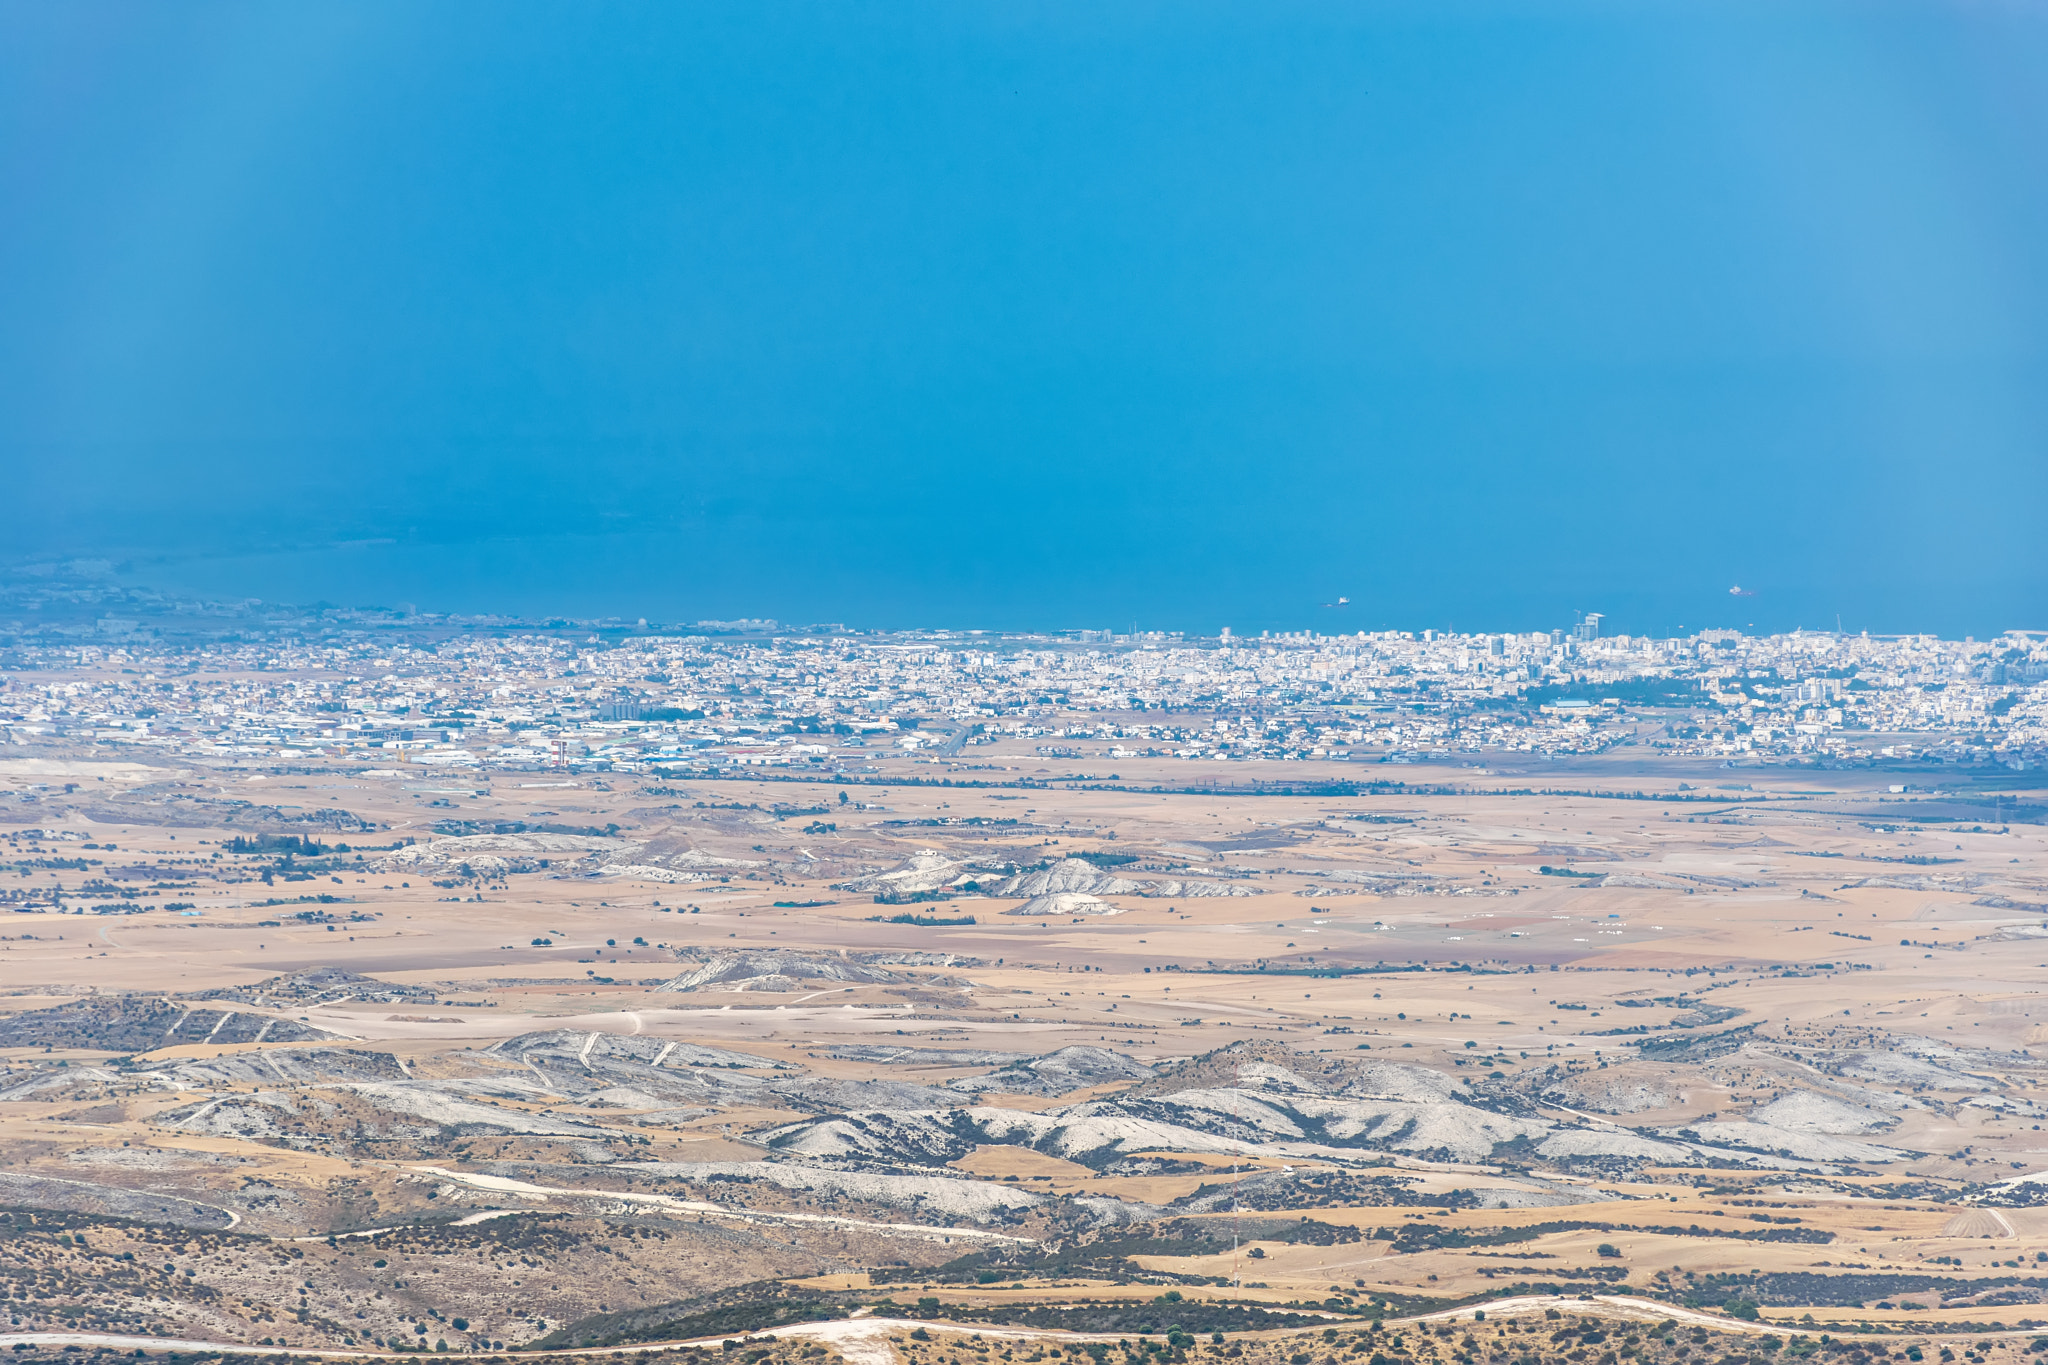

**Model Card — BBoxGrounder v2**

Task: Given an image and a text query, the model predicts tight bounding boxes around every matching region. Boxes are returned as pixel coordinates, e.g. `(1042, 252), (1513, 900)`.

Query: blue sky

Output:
(5, 1), (2045, 636)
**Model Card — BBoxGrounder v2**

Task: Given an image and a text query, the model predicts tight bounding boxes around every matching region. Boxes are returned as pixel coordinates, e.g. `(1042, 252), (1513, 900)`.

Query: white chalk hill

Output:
(653, 949), (909, 993)
(376, 831), (630, 877)
(761, 1042), (1907, 1173)
(949, 1045), (1155, 1096)
(992, 857), (1256, 901)
(1005, 891), (1122, 916)
(832, 849), (975, 894)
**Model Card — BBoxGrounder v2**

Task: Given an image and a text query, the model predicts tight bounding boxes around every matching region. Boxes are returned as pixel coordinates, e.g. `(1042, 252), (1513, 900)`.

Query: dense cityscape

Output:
(4, 579), (2043, 774)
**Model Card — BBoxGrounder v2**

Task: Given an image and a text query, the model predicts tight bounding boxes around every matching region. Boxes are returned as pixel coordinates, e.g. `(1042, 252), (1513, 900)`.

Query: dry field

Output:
(2, 737), (2045, 1364)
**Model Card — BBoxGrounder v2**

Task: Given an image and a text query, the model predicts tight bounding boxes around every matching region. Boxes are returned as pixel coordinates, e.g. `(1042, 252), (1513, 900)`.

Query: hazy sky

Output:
(5, 1), (2045, 636)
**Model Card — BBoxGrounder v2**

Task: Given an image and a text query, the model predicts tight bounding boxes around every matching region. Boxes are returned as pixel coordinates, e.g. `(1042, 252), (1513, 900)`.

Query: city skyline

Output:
(10, 587), (2042, 782)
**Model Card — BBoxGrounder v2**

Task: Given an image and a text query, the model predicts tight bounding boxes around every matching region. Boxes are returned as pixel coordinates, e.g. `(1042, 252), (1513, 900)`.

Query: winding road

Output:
(4, 1293), (2033, 1363)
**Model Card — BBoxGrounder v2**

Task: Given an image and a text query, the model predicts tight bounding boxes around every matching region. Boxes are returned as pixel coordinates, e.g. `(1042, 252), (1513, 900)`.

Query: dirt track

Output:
(12, 1294), (2047, 1365)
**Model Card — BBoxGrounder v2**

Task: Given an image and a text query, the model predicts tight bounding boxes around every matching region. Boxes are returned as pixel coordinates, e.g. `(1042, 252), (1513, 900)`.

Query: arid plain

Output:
(3, 741), (2046, 1365)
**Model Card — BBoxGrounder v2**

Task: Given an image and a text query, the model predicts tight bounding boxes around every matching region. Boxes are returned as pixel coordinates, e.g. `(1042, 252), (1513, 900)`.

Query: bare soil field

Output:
(3, 739), (2045, 1363)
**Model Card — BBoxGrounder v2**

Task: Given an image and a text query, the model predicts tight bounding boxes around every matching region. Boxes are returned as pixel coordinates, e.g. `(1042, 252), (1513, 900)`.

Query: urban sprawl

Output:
(9, 601), (2046, 774)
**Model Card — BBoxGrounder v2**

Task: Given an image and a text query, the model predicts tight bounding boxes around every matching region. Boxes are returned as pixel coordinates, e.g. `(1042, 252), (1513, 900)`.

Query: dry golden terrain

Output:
(2, 736), (2044, 1365)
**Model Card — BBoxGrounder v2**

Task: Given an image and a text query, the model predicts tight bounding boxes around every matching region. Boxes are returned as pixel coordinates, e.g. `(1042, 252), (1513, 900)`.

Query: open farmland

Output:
(1, 628), (2046, 1365)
